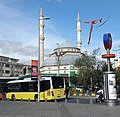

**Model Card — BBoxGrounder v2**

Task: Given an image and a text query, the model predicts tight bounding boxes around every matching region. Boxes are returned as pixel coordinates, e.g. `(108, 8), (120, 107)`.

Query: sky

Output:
(0, 0), (120, 65)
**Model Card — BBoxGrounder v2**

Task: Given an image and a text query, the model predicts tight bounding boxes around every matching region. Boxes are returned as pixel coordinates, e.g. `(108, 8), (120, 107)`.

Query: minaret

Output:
(76, 12), (82, 51)
(39, 8), (45, 67)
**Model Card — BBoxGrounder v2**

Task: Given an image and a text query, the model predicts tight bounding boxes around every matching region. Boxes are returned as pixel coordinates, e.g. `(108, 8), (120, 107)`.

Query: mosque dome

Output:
(42, 41), (81, 67)
(54, 41), (80, 54)
(56, 41), (77, 48)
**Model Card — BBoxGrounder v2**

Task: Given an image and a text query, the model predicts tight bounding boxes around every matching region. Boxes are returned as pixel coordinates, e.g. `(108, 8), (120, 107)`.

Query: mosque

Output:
(39, 8), (83, 78)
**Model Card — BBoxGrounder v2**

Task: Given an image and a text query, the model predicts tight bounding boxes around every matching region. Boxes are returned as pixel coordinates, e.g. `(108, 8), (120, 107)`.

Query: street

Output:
(0, 99), (120, 117)
(1, 95), (120, 117)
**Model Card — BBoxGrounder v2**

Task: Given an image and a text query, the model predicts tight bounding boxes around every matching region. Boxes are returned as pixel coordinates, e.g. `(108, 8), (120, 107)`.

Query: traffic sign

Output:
(103, 33), (112, 50)
(38, 70), (42, 80)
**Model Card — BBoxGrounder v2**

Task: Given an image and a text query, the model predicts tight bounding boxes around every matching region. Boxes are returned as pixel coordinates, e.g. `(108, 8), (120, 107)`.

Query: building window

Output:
(5, 70), (10, 74)
(64, 67), (66, 69)
(48, 67), (51, 70)
(64, 71), (66, 73)
(5, 64), (10, 68)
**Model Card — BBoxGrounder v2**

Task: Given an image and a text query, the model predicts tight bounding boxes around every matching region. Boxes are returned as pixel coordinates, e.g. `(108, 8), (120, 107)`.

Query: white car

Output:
(76, 86), (84, 92)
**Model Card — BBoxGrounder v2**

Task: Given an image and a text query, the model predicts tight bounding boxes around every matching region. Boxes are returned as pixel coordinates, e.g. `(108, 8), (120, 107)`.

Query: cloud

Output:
(0, 38), (37, 56)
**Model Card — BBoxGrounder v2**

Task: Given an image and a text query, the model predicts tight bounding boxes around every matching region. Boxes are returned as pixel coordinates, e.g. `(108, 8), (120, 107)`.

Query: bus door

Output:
(40, 80), (51, 100)
(52, 77), (65, 99)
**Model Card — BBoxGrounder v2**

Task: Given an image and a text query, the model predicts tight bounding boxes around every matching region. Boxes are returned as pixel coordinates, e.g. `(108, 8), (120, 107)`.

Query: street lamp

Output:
(38, 8), (50, 102)
(56, 43), (66, 76)
(49, 43), (66, 76)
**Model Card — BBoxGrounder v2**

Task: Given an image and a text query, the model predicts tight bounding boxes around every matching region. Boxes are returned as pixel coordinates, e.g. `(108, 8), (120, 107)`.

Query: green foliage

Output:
(72, 48), (114, 87)
(101, 62), (114, 72)
(115, 68), (120, 86)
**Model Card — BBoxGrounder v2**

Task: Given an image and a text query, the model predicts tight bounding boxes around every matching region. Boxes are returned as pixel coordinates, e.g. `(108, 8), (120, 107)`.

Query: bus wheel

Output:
(34, 95), (38, 102)
(11, 94), (15, 101)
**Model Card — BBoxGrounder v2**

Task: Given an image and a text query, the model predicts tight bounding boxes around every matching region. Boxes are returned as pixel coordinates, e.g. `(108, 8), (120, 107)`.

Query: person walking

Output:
(65, 86), (69, 99)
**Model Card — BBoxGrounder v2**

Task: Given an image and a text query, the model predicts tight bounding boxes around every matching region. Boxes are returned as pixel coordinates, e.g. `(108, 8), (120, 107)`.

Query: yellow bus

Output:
(6, 76), (66, 101)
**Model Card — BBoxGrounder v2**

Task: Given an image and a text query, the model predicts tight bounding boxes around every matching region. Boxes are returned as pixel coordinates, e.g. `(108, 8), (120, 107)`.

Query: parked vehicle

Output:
(0, 93), (4, 100)
(76, 86), (84, 92)
(95, 89), (104, 103)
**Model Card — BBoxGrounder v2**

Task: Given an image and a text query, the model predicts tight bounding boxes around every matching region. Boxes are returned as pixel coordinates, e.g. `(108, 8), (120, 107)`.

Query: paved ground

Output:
(0, 101), (120, 117)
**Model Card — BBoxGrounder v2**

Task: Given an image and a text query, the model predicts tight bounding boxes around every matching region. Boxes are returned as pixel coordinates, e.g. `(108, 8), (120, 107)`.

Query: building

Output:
(41, 41), (83, 77)
(0, 56), (26, 92)
(114, 58), (120, 69)
(0, 56), (24, 77)
(39, 8), (83, 77)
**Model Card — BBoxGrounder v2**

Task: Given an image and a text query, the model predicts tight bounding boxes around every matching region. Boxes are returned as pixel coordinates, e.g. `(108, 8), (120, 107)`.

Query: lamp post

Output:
(56, 43), (60, 76)
(56, 43), (67, 76)
(49, 43), (66, 76)
(38, 8), (50, 102)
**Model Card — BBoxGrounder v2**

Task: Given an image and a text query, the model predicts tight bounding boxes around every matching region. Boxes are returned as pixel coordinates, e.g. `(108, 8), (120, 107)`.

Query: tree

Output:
(74, 48), (106, 87)
(101, 62), (114, 72)
(115, 67), (120, 86)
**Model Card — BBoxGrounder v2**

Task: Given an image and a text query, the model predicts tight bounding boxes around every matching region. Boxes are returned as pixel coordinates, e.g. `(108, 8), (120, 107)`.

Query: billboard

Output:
(31, 60), (38, 77)
(108, 73), (117, 99)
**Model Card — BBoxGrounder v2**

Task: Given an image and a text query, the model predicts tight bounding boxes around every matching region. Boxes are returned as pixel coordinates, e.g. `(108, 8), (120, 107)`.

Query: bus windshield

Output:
(52, 77), (64, 89)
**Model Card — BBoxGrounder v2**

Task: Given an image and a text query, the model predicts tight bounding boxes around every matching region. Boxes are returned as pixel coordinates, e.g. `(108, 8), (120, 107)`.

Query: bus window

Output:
(52, 77), (64, 89)
(8, 83), (20, 92)
(20, 82), (29, 92)
(40, 80), (50, 92)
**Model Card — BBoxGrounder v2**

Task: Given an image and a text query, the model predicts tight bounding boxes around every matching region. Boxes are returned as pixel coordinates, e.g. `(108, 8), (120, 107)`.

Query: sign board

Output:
(70, 71), (75, 77)
(31, 60), (38, 77)
(38, 70), (42, 80)
(31, 60), (38, 66)
(32, 66), (38, 76)
(108, 73), (117, 99)
(70, 66), (74, 70)
(103, 33), (112, 50)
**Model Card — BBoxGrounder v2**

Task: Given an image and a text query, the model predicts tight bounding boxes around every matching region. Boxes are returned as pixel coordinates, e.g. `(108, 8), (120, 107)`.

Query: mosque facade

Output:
(39, 8), (83, 77)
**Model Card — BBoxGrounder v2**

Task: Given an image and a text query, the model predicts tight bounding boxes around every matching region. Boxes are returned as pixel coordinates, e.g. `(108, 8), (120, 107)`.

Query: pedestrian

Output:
(85, 85), (89, 96)
(65, 86), (69, 99)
